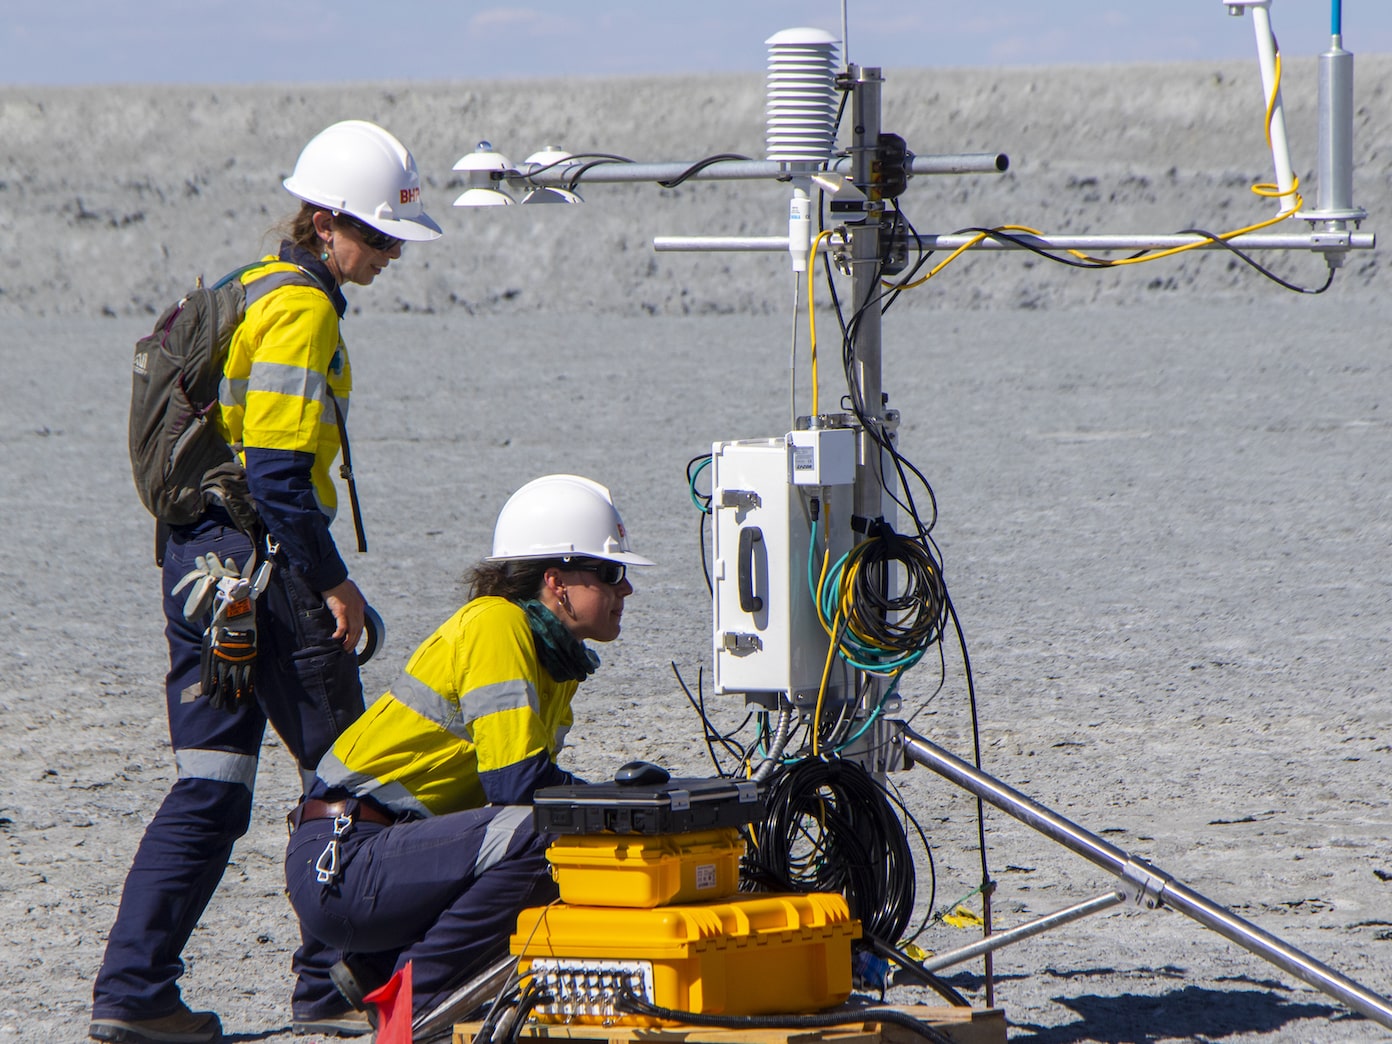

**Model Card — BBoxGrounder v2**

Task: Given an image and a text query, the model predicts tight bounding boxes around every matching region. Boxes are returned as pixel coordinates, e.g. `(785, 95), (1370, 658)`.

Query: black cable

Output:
(835, 523), (948, 661)
(949, 224), (1337, 293)
(658, 153), (751, 188)
(697, 508), (712, 595)
(864, 933), (969, 1008)
(746, 758), (918, 944)
(560, 154), (636, 191)
(671, 662), (751, 775)
(503, 982), (552, 1044)
(470, 981), (523, 1044)
(830, 246), (943, 546)
(519, 151), (632, 178)
(517, 150), (631, 180)
(878, 776), (938, 946)
(615, 990), (956, 1044)
(686, 453), (714, 595)
(952, 225), (1140, 269)
(945, 591), (994, 946)
(880, 203), (934, 316)
(686, 453), (712, 513)
(1176, 226), (1337, 293)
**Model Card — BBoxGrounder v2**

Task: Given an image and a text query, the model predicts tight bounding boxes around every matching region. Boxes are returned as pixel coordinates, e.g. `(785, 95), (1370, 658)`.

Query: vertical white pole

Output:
(1246, 1), (1299, 212)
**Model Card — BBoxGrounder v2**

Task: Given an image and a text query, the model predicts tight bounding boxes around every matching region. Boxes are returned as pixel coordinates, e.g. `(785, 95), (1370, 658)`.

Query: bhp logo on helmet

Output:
(400, 187), (420, 205)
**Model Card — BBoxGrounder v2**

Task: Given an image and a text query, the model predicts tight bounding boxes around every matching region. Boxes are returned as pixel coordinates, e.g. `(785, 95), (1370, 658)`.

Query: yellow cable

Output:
(812, 603), (840, 756)
(808, 230), (835, 417)
(883, 45), (1300, 287)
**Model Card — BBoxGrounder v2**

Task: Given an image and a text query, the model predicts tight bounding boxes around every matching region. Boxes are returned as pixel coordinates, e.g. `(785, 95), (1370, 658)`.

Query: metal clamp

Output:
(721, 632), (763, 653)
(1120, 858), (1171, 910)
(718, 489), (761, 511)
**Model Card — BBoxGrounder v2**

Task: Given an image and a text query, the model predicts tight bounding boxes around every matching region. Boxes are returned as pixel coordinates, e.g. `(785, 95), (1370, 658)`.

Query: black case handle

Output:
(738, 526), (764, 613)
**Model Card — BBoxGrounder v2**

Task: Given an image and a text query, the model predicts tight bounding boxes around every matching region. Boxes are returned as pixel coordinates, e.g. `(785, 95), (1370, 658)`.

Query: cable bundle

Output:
(813, 521), (947, 676)
(744, 757), (918, 945)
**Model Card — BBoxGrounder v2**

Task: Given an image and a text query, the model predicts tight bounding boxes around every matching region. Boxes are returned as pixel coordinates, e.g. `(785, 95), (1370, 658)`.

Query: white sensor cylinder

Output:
(788, 185), (812, 272)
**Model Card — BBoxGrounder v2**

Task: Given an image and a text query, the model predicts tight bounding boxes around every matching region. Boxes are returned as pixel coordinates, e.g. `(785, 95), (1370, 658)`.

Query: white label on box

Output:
(696, 863), (717, 890)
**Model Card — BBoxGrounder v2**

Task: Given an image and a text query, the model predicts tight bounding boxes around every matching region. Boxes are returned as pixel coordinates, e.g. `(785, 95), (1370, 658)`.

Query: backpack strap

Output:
(327, 391), (367, 554)
(243, 267), (323, 306)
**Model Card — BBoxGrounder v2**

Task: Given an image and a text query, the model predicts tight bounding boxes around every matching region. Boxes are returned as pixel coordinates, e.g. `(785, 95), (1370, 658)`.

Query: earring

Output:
(559, 591), (574, 618)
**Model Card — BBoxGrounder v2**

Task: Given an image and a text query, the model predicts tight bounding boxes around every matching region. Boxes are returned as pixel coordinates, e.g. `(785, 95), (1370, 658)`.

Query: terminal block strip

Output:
(525, 958), (655, 1021)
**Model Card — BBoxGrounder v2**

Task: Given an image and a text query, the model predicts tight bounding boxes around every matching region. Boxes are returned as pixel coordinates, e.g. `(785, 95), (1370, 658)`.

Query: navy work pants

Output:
(92, 511), (364, 1021)
(285, 804), (557, 1018)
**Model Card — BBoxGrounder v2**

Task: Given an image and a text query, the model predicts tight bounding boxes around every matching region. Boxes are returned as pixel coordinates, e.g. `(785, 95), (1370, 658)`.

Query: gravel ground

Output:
(1, 54), (1390, 1043)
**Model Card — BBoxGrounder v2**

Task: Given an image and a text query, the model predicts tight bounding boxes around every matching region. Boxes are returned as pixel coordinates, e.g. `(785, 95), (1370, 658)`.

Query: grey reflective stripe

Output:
(244, 267), (325, 307)
(554, 723), (572, 749)
(460, 679), (539, 727)
(314, 756), (432, 818)
(389, 672), (462, 733)
(175, 748), (258, 791)
(219, 376), (249, 408)
(248, 361), (329, 405)
(476, 806), (531, 875)
(300, 765), (318, 796)
(315, 750), (376, 794)
(362, 780), (431, 819)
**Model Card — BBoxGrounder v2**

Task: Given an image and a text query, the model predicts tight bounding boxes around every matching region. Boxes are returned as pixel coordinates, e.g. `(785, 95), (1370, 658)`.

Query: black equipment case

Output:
(533, 777), (764, 836)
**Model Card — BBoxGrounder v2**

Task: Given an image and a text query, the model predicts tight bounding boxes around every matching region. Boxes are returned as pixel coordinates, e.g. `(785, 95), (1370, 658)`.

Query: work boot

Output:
(329, 956), (386, 1011)
(89, 1002), (222, 1044)
(292, 1007), (374, 1037)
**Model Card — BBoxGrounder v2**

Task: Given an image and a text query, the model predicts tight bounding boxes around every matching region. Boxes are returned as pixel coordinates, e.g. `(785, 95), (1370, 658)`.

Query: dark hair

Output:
(465, 559), (556, 602)
(278, 201), (330, 253)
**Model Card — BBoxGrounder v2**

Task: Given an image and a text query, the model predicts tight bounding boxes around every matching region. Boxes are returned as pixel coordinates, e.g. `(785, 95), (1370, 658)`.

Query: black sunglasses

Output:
(562, 559), (627, 586)
(334, 212), (403, 253)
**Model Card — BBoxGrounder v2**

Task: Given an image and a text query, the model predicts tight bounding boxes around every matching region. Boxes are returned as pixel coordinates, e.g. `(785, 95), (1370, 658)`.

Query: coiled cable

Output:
(744, 758), (918, 945)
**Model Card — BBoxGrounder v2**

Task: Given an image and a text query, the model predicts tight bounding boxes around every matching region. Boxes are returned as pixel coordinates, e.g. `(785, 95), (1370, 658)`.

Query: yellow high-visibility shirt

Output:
(317, 597), (578, 818)
(217, 257), (351, 520)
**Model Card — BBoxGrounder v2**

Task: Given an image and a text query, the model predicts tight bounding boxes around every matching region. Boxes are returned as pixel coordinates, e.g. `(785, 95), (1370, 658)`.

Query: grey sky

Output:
(3, 1), (1389, 86)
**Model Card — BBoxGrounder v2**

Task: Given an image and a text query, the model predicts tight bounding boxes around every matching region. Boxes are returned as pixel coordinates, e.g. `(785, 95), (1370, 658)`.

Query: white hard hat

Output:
(488, 475), (655, 567)
(283, 120), (443, 242)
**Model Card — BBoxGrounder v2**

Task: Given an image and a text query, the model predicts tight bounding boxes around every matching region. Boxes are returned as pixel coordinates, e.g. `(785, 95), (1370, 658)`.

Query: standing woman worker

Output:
(286, 475), (653, 1026)
(91, 121), (443, 1044)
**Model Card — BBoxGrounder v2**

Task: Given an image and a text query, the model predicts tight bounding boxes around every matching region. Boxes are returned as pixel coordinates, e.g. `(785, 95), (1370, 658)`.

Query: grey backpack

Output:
(128, 262), (323, 539)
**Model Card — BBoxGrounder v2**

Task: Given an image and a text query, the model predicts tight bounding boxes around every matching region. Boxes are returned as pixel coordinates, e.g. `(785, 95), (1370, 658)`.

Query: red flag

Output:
(365, 960), (414, 1044)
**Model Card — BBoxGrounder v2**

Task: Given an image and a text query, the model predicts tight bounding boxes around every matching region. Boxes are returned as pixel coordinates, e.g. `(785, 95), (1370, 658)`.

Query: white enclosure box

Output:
(711, 437), (853, 706)
(787, 427), (857, 487)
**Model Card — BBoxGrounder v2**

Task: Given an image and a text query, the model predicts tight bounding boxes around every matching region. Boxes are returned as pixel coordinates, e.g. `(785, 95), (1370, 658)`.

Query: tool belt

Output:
(287, 796), (396, 834)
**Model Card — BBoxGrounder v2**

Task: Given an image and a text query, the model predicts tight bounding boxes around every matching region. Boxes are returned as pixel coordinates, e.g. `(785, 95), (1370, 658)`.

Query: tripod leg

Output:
(895, 722), (1392, 1031)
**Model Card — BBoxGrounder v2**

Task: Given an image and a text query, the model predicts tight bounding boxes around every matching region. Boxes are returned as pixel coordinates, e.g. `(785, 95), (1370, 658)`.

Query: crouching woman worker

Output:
(285, 475), (653, 1022)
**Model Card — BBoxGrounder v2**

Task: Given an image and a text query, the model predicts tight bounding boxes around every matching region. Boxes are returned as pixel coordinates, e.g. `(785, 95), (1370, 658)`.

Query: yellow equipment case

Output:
(544, 828), (744, 908)
(511, 892), (861, 1026)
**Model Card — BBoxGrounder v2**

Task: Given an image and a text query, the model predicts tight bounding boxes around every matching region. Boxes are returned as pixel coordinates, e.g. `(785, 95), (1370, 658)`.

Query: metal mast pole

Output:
(844, 65), (899, 763)
(848, 64), (884, 526)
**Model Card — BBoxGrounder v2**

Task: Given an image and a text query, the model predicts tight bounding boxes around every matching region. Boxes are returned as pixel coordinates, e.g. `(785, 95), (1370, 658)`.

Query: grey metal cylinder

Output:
(1316, 39), (1358, 216)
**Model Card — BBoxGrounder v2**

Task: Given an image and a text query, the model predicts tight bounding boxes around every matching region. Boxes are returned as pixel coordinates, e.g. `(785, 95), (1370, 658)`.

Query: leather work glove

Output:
(173, 551), (273, 711)
(201, 585), (258, 710)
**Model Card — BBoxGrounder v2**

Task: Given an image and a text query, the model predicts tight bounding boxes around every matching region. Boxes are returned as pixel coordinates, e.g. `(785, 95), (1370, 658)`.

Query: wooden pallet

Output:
(453, 1005), (1005, 1044)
